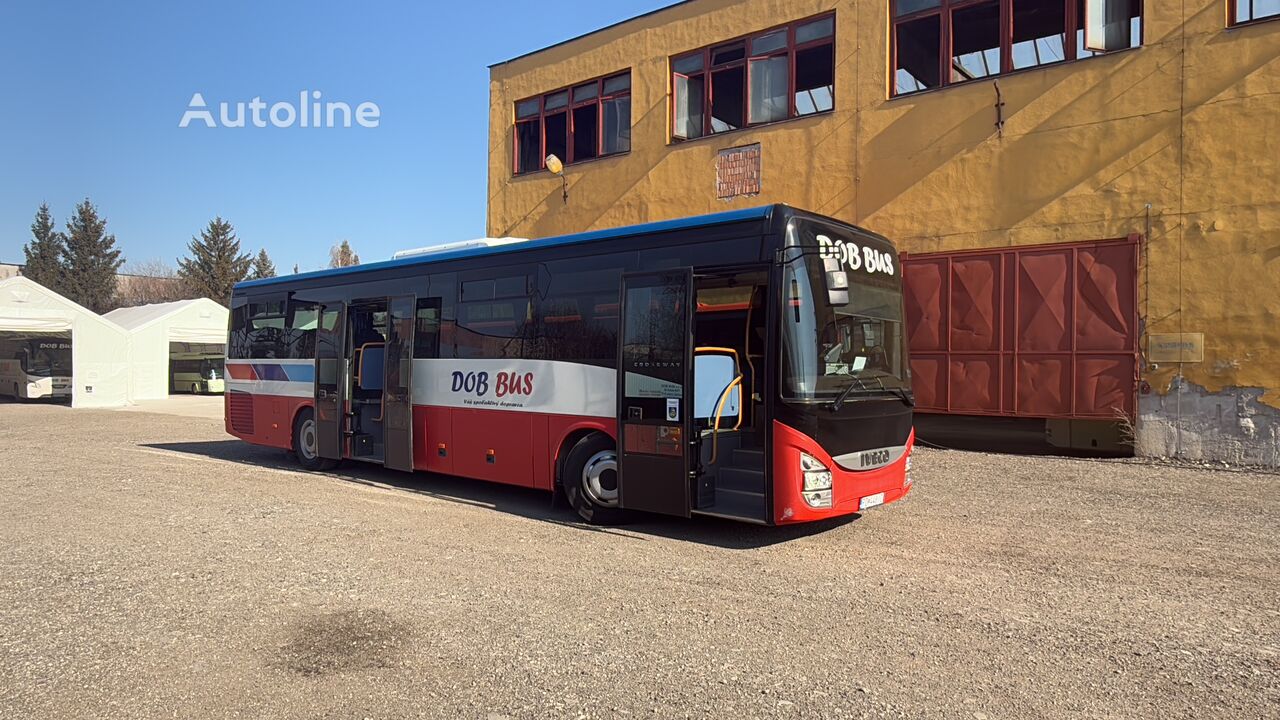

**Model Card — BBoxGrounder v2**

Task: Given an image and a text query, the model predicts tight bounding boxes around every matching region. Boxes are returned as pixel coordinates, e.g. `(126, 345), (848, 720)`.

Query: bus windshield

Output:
(781, 219), (910, 401)
(25, 342), (72, 378)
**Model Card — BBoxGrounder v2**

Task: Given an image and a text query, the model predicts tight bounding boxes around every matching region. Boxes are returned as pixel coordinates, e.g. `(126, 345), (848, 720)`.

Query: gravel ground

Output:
(0, 402), (1276, 719)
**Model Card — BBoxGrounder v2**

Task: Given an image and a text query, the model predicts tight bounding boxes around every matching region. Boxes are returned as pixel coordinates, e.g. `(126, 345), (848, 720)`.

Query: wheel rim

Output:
(299, 418), (318, 461)
(581, 449), (619, 508)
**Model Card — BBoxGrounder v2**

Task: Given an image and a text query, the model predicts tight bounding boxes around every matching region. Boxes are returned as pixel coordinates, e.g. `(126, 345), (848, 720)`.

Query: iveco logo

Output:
(861, 450), (891, 468)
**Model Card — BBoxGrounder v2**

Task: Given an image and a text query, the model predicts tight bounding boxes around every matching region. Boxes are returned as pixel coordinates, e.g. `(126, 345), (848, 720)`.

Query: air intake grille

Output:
(228, 391), (255, 434)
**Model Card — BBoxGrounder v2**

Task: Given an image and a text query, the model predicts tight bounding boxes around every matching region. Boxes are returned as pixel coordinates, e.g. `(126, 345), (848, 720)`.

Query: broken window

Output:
(1012, 0), (1068, 70)
(894, 14), (942, 94)
(711, 63), (746, 132)
(794, 16), (835, 115)
(1231, 0), (1280, 24)
(512, 71), (631, 175)
(544, 112), (567, 168)
(671, 14), (836, 140)
(951, 1), (1002, 82)
(891, 0), (1143, 97)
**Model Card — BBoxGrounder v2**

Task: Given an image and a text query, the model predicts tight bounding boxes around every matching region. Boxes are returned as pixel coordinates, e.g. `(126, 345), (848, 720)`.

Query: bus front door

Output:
(315, 302), (348, 462)
(382, 295), (416, 472)
(616, 269), (694, 518)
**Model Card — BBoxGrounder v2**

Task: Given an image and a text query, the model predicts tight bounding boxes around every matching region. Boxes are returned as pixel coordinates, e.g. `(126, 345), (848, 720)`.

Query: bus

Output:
(170, 349), (226, 394)
(0, 334), (72, 400)
(225, 205), (914, 525)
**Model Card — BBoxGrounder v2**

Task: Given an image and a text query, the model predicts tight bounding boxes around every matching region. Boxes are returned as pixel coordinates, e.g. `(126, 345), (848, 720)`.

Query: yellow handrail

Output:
(708, 375), (743, 465)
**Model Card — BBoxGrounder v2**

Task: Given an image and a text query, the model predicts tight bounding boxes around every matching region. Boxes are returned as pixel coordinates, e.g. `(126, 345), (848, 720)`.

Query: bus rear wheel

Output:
(562, 433), (626, 525)
(293, 408), (337, 471)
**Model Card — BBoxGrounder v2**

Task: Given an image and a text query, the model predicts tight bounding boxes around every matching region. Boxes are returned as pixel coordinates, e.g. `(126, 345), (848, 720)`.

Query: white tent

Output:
(105, 298), (228, 401)
(0, 276), (131, 408)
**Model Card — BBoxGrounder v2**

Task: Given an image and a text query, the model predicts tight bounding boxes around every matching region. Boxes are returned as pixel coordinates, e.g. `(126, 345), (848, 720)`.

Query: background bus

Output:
(225, 205), (914, 525)
(0, 333), (72, 400)
(170, 348), (225, 394)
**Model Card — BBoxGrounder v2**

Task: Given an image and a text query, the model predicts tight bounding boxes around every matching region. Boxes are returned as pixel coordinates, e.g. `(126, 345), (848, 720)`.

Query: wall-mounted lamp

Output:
(545, 153), (568, 204)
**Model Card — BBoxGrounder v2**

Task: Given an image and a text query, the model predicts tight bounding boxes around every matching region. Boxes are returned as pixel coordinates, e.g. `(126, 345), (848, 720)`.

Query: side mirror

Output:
(694, 352), (740, 421)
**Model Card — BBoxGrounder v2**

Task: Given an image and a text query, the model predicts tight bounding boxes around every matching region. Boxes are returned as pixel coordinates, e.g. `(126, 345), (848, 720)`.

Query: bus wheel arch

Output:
(557, 429), (626, 525)
(291, 405), (336, 471)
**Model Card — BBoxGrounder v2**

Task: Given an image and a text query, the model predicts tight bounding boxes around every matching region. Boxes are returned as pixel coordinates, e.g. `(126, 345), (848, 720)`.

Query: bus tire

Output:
(293, 407), (337, 471)
(191, 383), (199, 395)
(562, 433), (626, 525)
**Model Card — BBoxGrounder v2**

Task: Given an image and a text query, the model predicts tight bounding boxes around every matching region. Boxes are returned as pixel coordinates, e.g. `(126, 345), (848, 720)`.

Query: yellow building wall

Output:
(488, 0), (1280, 460)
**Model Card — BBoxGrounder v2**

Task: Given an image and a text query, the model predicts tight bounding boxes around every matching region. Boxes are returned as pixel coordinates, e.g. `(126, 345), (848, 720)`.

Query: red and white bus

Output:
(226, 205), (914, 524)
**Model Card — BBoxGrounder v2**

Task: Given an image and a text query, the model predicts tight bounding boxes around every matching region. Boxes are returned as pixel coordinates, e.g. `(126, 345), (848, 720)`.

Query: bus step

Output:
(731, 448), (764, 468)
(718, 467), (765, 494)
(701, 489), (767, 521)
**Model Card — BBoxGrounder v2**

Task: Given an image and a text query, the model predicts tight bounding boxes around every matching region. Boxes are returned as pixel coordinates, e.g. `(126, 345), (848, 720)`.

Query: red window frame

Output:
(890, 0), (1144, 98)
(669, 12), (836, 142)
(513, 71), (631, 176)
(1228, 0), (1280, 26)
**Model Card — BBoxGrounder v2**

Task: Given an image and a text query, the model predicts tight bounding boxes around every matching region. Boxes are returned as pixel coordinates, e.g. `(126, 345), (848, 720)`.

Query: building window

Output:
(513, 72), (631, 175)
(671, 13), (835, 141)
(892, 0), (1142, 97)
(1230, 0), (1280, 25)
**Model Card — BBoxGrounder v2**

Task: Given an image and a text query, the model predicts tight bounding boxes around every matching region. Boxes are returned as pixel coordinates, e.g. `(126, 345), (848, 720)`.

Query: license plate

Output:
(859, 492), (885, 510)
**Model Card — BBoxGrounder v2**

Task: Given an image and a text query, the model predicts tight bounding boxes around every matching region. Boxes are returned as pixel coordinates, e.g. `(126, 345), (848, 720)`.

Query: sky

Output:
(0, 0), (672, 274)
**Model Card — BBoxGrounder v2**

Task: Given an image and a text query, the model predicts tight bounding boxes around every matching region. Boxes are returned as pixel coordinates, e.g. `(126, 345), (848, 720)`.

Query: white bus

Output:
(0, 334), (72, 400)
(170, 351), (225, 394)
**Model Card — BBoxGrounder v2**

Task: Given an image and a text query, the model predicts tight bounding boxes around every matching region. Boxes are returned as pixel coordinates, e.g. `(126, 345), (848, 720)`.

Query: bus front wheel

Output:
(562, 433), (627, 525)
(293, 408), (337, 471)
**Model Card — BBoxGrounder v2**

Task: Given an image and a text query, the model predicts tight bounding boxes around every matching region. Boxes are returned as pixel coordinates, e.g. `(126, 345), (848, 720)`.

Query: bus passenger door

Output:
(315, 302), (347, 461)
(616, 269), (694, 518)
(382, 295), (416, 472)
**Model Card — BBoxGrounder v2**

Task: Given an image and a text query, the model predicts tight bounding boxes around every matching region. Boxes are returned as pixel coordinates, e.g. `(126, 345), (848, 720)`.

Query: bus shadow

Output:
(141, 440), (859, 550)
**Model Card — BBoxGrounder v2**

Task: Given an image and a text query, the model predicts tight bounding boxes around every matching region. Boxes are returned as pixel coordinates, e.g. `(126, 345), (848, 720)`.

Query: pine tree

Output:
(248, 248), (277, 280)
(61, 199), (124, 312)
(328, 240), (360, 268)
(177, 217), (252, 303)
(22, 203), (67, 293)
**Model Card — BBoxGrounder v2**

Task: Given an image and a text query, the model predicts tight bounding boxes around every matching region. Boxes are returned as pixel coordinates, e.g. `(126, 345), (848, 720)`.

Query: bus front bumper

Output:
(772, 421), (914, 525)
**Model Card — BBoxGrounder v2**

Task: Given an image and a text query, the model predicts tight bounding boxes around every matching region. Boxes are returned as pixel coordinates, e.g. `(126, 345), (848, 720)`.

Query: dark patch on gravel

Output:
(273, 609), (411, 676)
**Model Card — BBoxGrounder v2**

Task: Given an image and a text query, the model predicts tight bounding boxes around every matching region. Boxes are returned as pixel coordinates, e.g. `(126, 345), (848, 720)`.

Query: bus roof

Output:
(235, 205), (779, 292)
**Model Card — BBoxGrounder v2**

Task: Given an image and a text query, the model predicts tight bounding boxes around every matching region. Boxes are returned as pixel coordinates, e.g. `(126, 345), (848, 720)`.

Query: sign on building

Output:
(716, 144), (761, 200)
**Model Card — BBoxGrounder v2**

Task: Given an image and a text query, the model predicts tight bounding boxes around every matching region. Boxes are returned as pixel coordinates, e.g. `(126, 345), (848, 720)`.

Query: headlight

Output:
(799, 452), (833, 508)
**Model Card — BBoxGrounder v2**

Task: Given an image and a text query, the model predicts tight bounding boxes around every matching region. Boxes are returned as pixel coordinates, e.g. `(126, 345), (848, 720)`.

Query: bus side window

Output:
(248, 300), (287, 359)
(414, 299), (442, 359)
(229, 305), (251, 359)
(286, 301), (318, 359)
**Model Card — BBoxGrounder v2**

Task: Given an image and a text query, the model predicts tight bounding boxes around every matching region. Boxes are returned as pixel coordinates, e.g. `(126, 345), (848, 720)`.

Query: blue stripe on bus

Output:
(281, 364), (315, 383)
(234, 205), (777, 291)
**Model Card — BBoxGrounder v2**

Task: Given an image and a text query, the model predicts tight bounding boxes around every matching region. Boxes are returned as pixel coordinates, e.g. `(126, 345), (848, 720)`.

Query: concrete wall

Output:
(487, 0), (1280, 464)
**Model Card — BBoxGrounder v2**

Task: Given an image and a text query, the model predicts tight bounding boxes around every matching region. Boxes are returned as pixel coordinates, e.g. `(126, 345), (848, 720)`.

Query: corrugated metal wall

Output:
(903, 238), (1140, 420)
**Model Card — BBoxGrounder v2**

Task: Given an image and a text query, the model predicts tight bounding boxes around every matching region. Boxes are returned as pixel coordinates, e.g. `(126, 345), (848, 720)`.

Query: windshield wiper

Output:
(890, 385), (915, 407)
(830, 375), (868, 413)
(867, 374), (915, 406)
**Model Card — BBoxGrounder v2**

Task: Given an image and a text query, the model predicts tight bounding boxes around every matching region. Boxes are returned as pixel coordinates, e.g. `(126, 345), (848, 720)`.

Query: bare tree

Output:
(114, 259), (194, 308)
(329, 240), (360, 268)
